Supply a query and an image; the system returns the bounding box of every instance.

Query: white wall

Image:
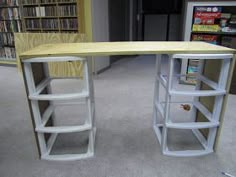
[91,0,110,73]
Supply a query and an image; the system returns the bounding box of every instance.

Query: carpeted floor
[0,55,235,177]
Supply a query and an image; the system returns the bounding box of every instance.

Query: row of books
[0,32,14,46]
[23,6,58,16]
[0,8,20,20]
[22,0,76,4]
[0,47,16,59]
[41,18,58,29]
[60,18,77,29]
[25,18,78,29]
[58,5,76,16]
[0,20,21,32]
[23,5,76,17]
[0,0,19,61]
[0,0,18,6]
[22,0,38,4]
[25,19,40,28]
[40,0,76,3]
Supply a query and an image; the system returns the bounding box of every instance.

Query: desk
[20,42,235,160]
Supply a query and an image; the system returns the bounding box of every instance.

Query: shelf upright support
[207,58,231,149]
[161,54,174,153]
[153,53,233,157]
[22,56,96,161]
[153,54,161,126]
[23,62,48,156]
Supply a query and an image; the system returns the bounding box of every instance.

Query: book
[58,5,76,16]
[40,7,45,17]
[13,8,19,19]
[4,47,12,58]
[36,7,40,17]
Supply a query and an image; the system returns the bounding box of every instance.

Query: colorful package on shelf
[194,12,221,25]
[194,17,215,25]
[187,65,198,74]
[193,7,221,25]
[194,6,222,13]
[192,34,218,44]
[193,6,222,30]
[194,12,221,19]
[192,24,220,32]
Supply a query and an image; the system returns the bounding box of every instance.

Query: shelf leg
[161,54,174,153]
[207,58,231,149]
[23,62,47,156]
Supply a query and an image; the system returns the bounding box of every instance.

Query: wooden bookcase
[0,0,22,65]
[0,0,85,65]
[20,0,84,33]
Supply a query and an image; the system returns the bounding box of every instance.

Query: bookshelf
[21,0,83,33]
[0,0,84,65]
[0,0,21,65]
[182,1,236,86]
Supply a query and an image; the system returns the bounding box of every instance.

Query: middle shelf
[156,73,226,97]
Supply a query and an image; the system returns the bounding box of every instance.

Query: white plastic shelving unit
[153,53,233,157]
[22,56,96,161]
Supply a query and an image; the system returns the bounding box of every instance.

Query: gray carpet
[0,55,235,177]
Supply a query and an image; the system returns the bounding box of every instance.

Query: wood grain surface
[15,33,87,77]
[19,41,235,59]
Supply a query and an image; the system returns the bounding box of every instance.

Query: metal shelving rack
[153,53,233,157]
[22,56,96,161]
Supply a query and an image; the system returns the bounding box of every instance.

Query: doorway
[108,0,184,63]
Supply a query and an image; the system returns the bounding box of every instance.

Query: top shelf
[0,5,19,8]
[22,1,76,6]
[191,31,236,36]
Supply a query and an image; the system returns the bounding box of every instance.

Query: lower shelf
[163,148,213,157]
[36,123,92,133]
[0,59,17,65]
[41,151,94,161]
[166,121,219,129]
[40,127,96,161]
[153,124,212,157]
